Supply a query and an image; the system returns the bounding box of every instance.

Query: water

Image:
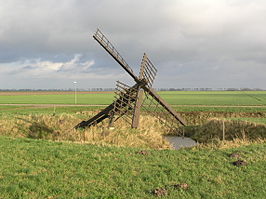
[164,135,198,150]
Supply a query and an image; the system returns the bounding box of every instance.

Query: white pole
[222,120,225,141]
[73,81,77,104]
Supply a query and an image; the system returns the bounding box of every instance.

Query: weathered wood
[131,89,143,128]
[143,87,187,126]
[222,120,225,141]
[131,54,146,128]
[75,83,139,129]
[74,103,114,129]
[93,29,140,83]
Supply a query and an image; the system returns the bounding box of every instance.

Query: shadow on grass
[16,117,58,139]
[183,119,266,144]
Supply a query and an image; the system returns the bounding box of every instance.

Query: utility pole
[73,81,77,104]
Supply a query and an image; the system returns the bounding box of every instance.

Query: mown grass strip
[2,105,266,117]
[0,106,103,116]
[1,91,266,105]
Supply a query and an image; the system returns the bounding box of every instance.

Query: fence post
[222,120,225,141]
[242,129,246,140]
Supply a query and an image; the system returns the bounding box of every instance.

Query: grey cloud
[0,0,266,89]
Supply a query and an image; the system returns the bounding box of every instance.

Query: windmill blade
[132,53,158,128]
[93,29,140,83]
[142,91,181,131]
[75,82,140,129]
[74,103,114,129]
[111,81,140,125]
[140,53,157,88]
[142,86,186,126]
[139,53,186,126]
[131,54,147,128]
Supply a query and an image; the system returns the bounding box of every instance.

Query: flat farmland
[1,91,266,106]
[160,91,266,106]
[0,91,114,105]
[0,91,265,198]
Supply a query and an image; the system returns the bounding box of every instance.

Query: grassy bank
[0,113,171,149]
[1,109,266,148]
[0,136,265,198]
[185,119,266,144]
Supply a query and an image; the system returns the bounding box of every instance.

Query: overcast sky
[0,0,266,89]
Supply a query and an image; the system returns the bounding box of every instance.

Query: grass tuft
[0,113,172,149]
[185,118,266,145]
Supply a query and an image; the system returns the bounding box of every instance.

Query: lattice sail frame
[137,54,183,132]
[140,53,157,88]
[108,54,182,131]
[110,81,139,125]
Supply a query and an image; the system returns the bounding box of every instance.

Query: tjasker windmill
[75,29,186,131]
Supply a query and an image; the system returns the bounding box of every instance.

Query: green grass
[1,105,266,118]
[0,105,102,116]
[1,91,266,105]
[0,93,115,105]
[174,106,266,113]
[1,91,266,198]
[158,91,266,105]
[2,90,266,116]
[0,136,265,198]
[1,92,266,198]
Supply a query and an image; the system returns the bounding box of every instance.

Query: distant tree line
[0,88,265,92]
[157,88,265,91]
[0,88,116,92]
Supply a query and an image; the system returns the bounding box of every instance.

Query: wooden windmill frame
[75,29,186,131]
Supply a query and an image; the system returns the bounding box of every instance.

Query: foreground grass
[0,136,265,198]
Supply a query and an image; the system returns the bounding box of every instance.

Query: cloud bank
[0,0,266,89]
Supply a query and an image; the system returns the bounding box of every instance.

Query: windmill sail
[75,83,139,129]
[93,29,139,82]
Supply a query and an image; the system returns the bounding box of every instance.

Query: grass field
[0,136,265,199]
[1,91,266,106]
[1,91,266,115]
[0,105,103,115]
[0,93,114,105]
[0,91,265,198]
